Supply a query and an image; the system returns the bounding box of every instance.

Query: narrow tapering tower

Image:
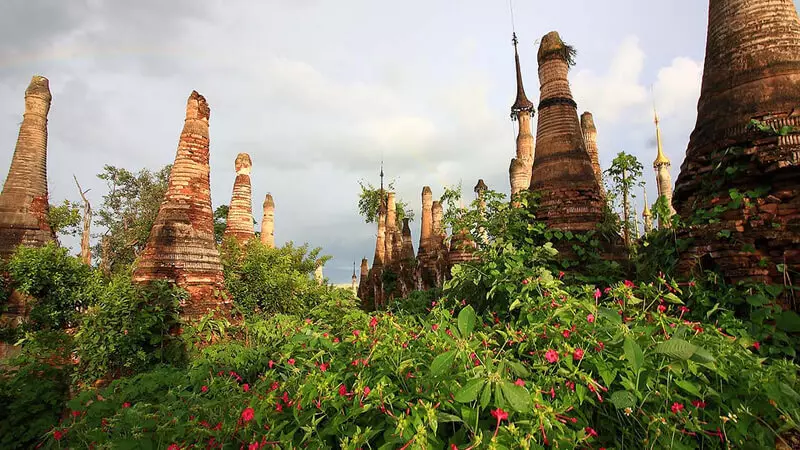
[509,33,536,201]
[580,112,605,195]
[401,217,415,260]
[653,109,676,227]
[642,189,653,234]
[530,32,606,232]
[0,76,55,259]
[261,193,275,248]
[385,192,397,263]
[133,91,226,318]
[351,262,358,294]
[357,257,369,300]
[418,186,433,259]
[673,0,800,283]
[224,153,255,244]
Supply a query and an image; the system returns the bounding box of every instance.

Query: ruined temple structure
[580,112,605,195]
[431,201,449,287]
[653,109,677,227]
[357,258,369,301]
[509,33,536,203]
[416,186,435,290]
[365,204,387,310]
[396,217,417,296]
[673,0,800,284]
[261,193,275,248]
[0,76,55,261]
[223,153,255,244]
[132,91,227,318]
[385,192,397,264]
[351,262,358,295]
[642,189,653,234]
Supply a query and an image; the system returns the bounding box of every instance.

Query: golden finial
[653,104,670,167]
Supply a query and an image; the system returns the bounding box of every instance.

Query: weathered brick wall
[132,91,227,319]
[0,76,55,259]
[673,0,800,284]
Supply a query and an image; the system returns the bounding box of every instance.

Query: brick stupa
[530,32,606,232]
[580,111,605,196]
[416,186,435,290]
[132,91,227,318]
[673,0,800,283]
[509,33,536,202]
[261,193,275,248]
[223,153,255,244]
[0,76,55,260]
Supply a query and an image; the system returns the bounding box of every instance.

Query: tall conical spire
[653,109,670,166]
[642,188,653,234]
[530,31,606,232]
[0,76,55,259]
[510,33,535,120]
[652,107,676,225]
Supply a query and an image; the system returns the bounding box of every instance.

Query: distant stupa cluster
[1,0,800,316]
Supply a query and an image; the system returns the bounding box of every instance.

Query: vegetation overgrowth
[0,184,799,448]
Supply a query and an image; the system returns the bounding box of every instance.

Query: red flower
[363,386,371,396]
[281,391,290,404]
[71,410,81,417]
[275,402,283,412]
[671,402,684,414]
[431,324,439,331]
[338,384,348,396]
[319,363,329,372]
[122,402,131,408]
[268,360,275,369]
[54,430,64,441]
[514,378,525,386]
[558,271,565,279]
[249,443,260,450]
[369,317,378,329]
[753,341,761,350]
[624,280,635,288]
[658,304,667,313]
[573,348,584,360]
[522,279,529,285]
[565,380,576,391]
[451,445,458,450]
[545,349,559,363]
[333,337,340,343]
[287,358,296,365]
[562,330,571,339]
[594,289,601,299]
[269,381,279,392]
[595,341,605,352]
[352,329,360,337]
[201,385,208,393]
[679,306,690,314]
[241,407,255,422]
[692,400,706,408]
[242,384,250,392]
[490,408,509,421]
[587,313,595,323]
[585,427,598,437]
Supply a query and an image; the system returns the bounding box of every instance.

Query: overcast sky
[2,1,799,283]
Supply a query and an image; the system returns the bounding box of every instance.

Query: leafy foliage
[213,204,229,245]
[6,243,98,330]
[221,239,331,316]
[356,179,413,224]
[47,199,82,238]
[93,164,170,273]
[604,152,644,245]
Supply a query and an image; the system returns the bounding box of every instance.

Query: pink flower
[242,384,250,392]
[594,289,601,300]
[353,330,360,337]
[249,443,260,450]
[363,386,371,396]
[753,342,761,350]
[122,402,131,408]
[269,381,279,392]
[431,324,439,331]
[319,363,329,372]
[490,408,509,421]
[671,402,684,414]
[692,400,706,408]
[658,304,667,313]
[522,279,529,285]
[275,402,283,412]
[241,407,255,422]
[595,341,605,352]
[514,378,525,387]
[585,427,598,437]
[338,384,348,396]
[287,358,296,365]
[679,306,690,314]
[587,313,595,323]
[562,330,571,339]
[369,317,378,329]
[573,348,584,360]
[268,360,275,369]
[624,280,635,288]
[545,349,559,363]
[333,337,340,343]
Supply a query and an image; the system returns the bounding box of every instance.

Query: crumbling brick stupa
[261,193,275,248]
[132,91,227,318]
[580,112,605,196]
[0,76,55,261]
[224,153,255,244]
[673,0,800,284]
[416,186,436,290]
[530,32,607,233]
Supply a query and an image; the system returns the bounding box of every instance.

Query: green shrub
[6,243,98,330]
[74,277,187,381]
[222,239,330,316]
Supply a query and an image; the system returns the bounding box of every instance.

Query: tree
[93,164,171,273]
[356,179,413,224]
[604,152,644,246]
[47,200,81,239]
[213,205,229,245]
[74,175,92,265]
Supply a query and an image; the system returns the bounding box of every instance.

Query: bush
[222,239,330,316]
[6,243,98,330]
[74,277,187,381]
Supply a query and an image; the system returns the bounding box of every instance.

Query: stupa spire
[509,33,535,202]
[652,107,676,225]
[510,33,535,120]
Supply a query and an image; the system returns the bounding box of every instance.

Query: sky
[2,0,799,284]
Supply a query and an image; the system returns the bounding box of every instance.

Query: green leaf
[776,311,800,333]
[431,350,456,377]
[654,338,696,360]
[480,382,492,409]
[609,391,637,410]
[501,381,531,412]
[599,307,622,325]
[674,379,701,397]
[458,306,477,337]
[663,293,684,304]
[689,346,715,364]
[436,412,463,423]
[454,379,485,403]
[623,337,645,371]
